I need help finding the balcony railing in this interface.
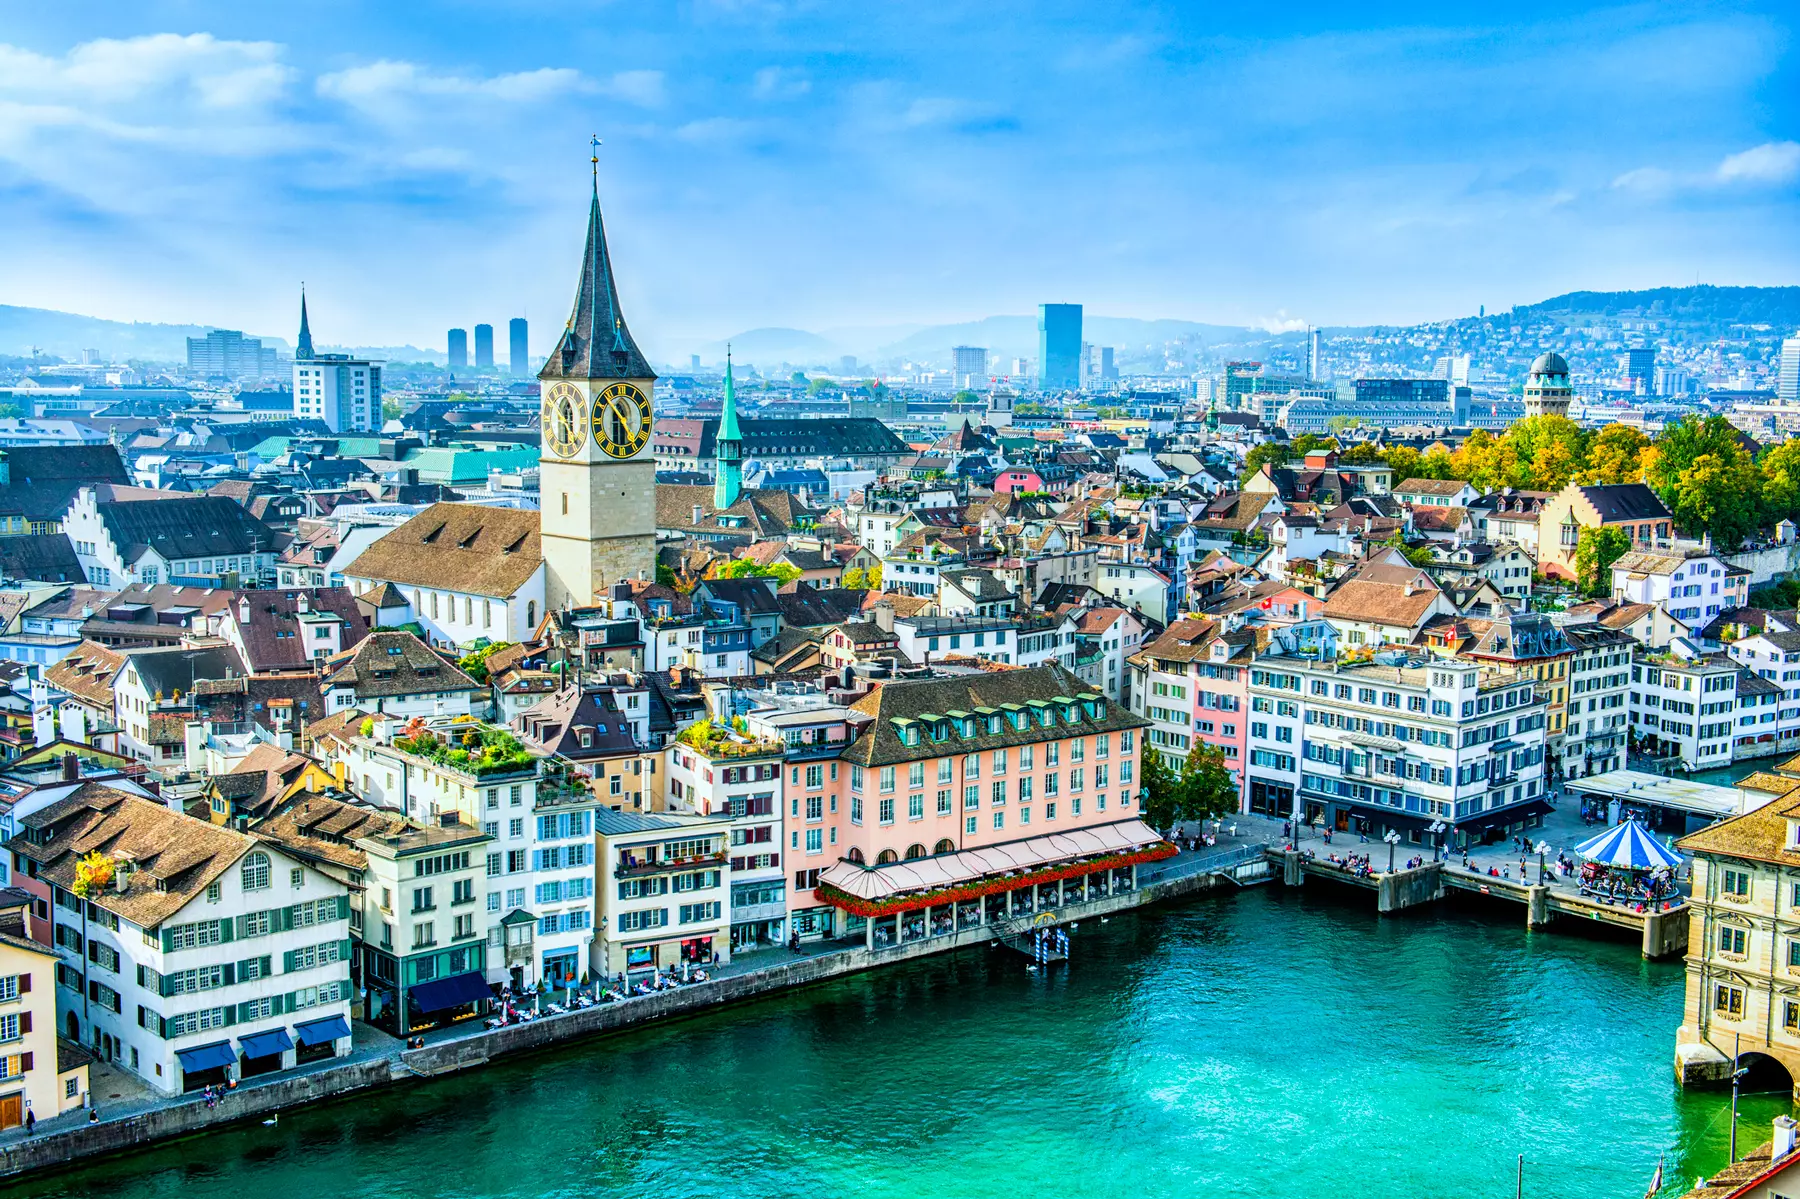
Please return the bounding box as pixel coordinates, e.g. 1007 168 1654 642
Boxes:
614 851 728 879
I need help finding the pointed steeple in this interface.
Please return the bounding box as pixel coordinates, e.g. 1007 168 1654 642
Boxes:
297 287 314 361
715 348 743 511
540 174 656 383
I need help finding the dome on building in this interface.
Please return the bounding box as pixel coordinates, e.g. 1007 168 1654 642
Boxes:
1529 351 1569 378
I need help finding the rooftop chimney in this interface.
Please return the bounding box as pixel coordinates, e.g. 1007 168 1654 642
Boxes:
1777 1116 1798 1162
872 600 894 633
61 751 78 782
297 593 310 614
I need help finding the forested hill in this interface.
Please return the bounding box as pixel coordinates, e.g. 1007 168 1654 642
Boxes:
1509 286 1800 331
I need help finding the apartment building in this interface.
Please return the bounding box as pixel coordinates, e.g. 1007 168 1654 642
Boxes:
1559 624 1635 778
1630 646 1740 772
1128 617 1256 787
356 816 491 1033
593 809 733 978
665 725 787 952
1245 645 1550 847
6 787 353 1096
0 890 88 1128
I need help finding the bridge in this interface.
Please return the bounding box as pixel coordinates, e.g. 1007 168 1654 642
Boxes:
1268 848 1689 959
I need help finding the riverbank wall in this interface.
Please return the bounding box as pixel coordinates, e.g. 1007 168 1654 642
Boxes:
0 852 1255 1181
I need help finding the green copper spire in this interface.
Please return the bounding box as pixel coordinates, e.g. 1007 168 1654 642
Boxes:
1205 392 1219 433
297 287 314 361
715 348 743 510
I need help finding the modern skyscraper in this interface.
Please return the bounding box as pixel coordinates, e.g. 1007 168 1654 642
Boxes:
1623 347 1655 392
952 345 987 384
1522 352 1573 419
537 172 658 611
1038 303 1082 391
1306 326 1322 382
1778 334 1800 403
510 318 529 377
474 324 494 369
448 328 468 370
186 330 275 380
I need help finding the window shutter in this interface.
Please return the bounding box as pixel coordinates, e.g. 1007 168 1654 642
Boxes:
279 906 294 933
260 955 272 977
341 938 353 960
283 950 295 972
162 927 176 952
222 1006 236 1027
770 853 780 868
17 972 28 994
221 963 236 987
219 918 235 943
19 1052 32 1073
18 1012 29 1035
337 895 350 921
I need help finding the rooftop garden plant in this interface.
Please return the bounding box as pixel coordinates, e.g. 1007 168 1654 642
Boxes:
395 721 537 776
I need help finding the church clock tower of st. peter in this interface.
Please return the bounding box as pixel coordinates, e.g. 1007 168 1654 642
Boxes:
538 168 658 612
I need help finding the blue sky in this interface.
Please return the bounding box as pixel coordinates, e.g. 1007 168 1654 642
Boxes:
0 1 1795 360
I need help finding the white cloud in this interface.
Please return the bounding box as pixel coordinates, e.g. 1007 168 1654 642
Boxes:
752 66 810 100
1716 140 1800 185
1255 311 1308 334
317 61 663 124
1614 141 1800 195
600 69 666 108
0 33 293 108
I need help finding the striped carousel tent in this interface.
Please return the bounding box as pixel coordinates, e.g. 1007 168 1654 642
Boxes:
1573 818 1683 871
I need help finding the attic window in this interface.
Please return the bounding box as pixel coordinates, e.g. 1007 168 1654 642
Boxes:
503 534 528 554
386 646 403 656
421 523 447 544
459 530 481 549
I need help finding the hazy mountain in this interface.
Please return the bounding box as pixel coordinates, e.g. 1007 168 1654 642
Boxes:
0 304 290 362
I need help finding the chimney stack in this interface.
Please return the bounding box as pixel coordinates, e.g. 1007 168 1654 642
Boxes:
1777 1116 1798 1162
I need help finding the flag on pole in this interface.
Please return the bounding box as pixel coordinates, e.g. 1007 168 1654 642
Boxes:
1644 1155 1663 1198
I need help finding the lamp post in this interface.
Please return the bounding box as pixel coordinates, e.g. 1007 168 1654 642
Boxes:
1731 1032 1747 1163
1427 820 1447 862
1383 829 1402 873
1533 840 1553 885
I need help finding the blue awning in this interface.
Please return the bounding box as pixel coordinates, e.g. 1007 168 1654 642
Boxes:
293 1014 351 1046
176 1040 238 1074
408 970 490 1014
237 1027 293 1060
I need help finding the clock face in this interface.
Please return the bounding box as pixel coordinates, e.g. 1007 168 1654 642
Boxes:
594 381 652 460
542 383 587 458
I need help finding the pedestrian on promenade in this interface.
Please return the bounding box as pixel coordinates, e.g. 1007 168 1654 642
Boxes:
88 1108 98 1124
25 1109 35 1135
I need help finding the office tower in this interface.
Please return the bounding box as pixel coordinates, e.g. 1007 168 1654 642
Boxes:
1654 366 1692 397
474 324 494 369
952 345 987 386
1011 357 1030 378
690 354 702 371
1307 326 1322 381
1100 346 1116 381
839 355 858 375
186 330 273 380
448 328 468 370
1623 347 1655 392
510 318 530 377
1038 303 1082 390
1776 334 1799 402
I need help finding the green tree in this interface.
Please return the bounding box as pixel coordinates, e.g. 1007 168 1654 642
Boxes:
1419 444 1458 480
1240 441 1292 482
1578 424 1649 486
715 559 802 585
1382 530 1435 567
842 563 882 590
1643 415 1761 547
952 390 980 405
1139 744 1183 830
381 396 405 422
1178 745 1240 823
807 377 835 396
1381 445 1422 482
1760 438 1800 527
1572 525 1632 597
0 402 21 420
655 563 678 588
1337 441 1381 466
1292 433 1337 456
1326 415 1365 434
790 371 808 385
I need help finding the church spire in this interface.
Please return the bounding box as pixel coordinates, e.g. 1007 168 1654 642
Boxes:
715 348 743 510
297 287 314 361
540 167 655 383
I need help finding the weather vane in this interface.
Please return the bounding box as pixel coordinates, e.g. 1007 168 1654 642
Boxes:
590 134 602 178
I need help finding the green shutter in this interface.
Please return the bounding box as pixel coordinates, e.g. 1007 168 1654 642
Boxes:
260 955 272 978
338 895 350 921
282 949 296 972
221 963 235 987
221 1005 236 1027
279 906 295 933
341 938 354 961
161 928 176 953
161 973 175 999
219 918 235 943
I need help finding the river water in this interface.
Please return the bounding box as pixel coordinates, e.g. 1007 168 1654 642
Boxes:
15 886 1781 1199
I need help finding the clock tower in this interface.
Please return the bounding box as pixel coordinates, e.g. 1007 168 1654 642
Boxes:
538 173 658 612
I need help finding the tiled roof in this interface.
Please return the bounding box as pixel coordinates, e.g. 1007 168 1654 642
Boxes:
345 502 542 598
99 495 280 561
324 630 481 698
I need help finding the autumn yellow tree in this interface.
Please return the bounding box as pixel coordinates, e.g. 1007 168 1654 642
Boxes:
1577 424 1650 485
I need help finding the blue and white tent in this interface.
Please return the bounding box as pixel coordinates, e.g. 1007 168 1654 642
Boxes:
1573 819 1684 871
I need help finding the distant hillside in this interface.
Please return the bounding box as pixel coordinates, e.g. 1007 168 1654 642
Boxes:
0 304 291 362
1511 285 1800 331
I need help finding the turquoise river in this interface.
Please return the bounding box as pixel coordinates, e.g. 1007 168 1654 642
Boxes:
12 886 1783 1199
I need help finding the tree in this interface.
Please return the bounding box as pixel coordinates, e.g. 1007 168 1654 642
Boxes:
1240 441 1291 482
381 396 405 422
1381 445 1422 482
843 563 882 590
712 558 802 585
655 563 678 589
790 371 808 385
1419 444 1458 480
1139 744 1183 830
1337 442 1381 466
1326 415 1365 434
952 390 980 406
806 377 835 396
1644 415 1761 547
1178 745 1239 823
1292 434 1336 456
0 402 21 420
1760 438 1800 527
1572 525 1631 597
1578 424 1649 486
1382 530 1435 567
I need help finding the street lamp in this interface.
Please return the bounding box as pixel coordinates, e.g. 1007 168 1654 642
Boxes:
1533 840 1553 885
1731 1033 1747 1163
1383 829 1402 872
1427 820 1447 862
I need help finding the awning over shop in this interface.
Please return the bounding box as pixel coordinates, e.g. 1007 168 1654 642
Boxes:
293 1015 351 1046
175 1040 238 1074
817 817 1166 904
1456 797 1553 834
237 1028 294 1060
408 970 491 1013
